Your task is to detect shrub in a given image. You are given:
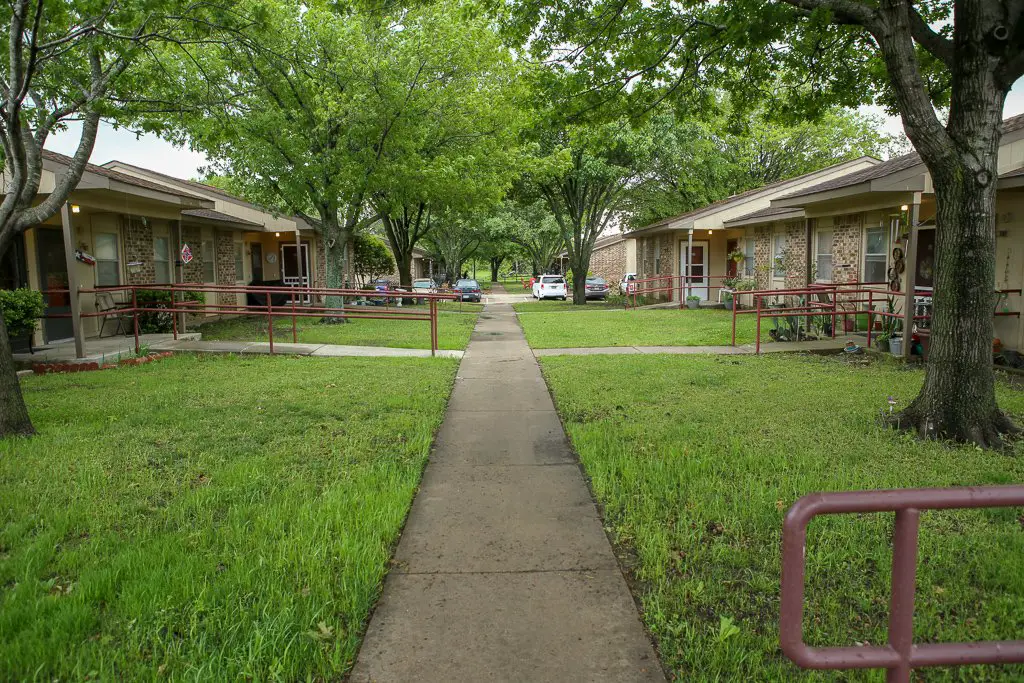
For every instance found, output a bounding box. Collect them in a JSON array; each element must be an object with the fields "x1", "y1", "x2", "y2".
[
  {"x1": 0, "y1": 288, "x2": 44, "y2": 339},
  {"x1": 135, "y1": 290, "x2": 205, "y2": 333}
]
